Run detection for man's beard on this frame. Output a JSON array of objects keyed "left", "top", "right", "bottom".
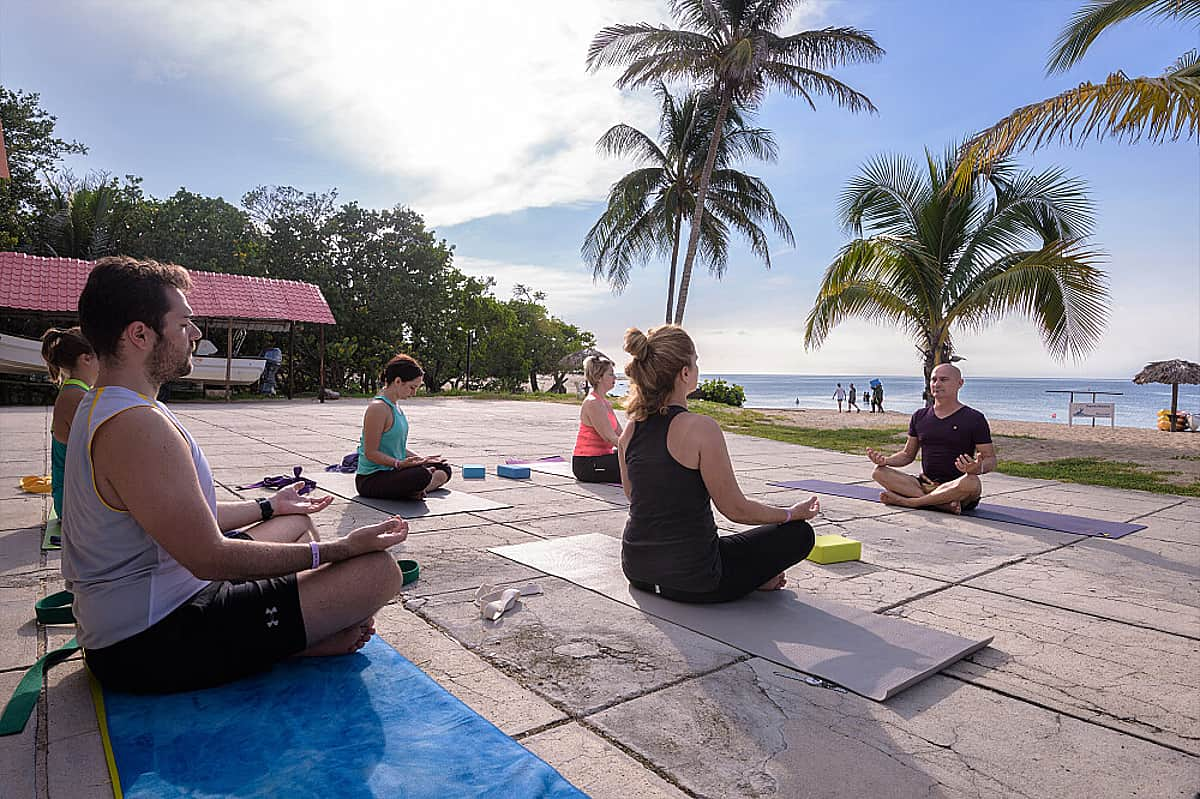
[{"left": 147, "top": 335, "right": 193, "bottom": 384}]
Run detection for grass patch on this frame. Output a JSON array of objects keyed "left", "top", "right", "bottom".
[
  {"left": 994, "top": 432, "right": 1045, "bottom": 441},
  {"left": 998, "top": 458, "right": 1200, "bottom": 497},
  {"left": 1171, "top": 454, "right": 1200, "bottom": 461},
  {"left": 688, "top": 401, "right": 907, "bottom": 455}
]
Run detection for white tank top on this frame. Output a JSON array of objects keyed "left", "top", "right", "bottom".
[{"left": 61, "top": 386, "right": 212, "bottom": 649}]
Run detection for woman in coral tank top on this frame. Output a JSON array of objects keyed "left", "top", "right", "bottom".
[{"left": 572, "top": 355, "right": 623, "bottom": 482}]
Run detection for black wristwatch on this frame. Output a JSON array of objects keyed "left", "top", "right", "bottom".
[{"left": 256, "top": 497, "right": 274, "bottom": 522}]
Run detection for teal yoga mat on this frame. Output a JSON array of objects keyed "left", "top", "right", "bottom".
[{"left": 98, "top": 637, "right": 585, "bottom": 798}]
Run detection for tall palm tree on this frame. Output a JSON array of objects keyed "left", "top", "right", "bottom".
[
  {"left": 953, "top": 0, "right": 1200, "bottom": 191},
  {"left": 587, "top": 0, "right": 883, "bottom": 323},
  {"left": 583, "top": 84, "right": 792, "bottom": 322},
  {"left": 805, "top": 144, "right": 1110, "bottom": 389}
]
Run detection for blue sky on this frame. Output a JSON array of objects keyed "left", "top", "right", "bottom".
[{"left": 3, "top": 0, "right": 1196, "bottom": 377}]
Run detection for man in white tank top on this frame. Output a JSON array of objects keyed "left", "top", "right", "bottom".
[{"left": 64, "top": 256, "right": 407, "bottom": 693}]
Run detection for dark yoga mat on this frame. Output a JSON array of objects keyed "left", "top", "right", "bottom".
[
  {"left": 95, "top": 637, "right": 586, "bottom": 798},
  {"left": 491, "top": 534, "right": 992, "bottom": 702},
  {"left": 314, "top": 471, "right": 511, "bottom": 518},
  {"left": 508, "top": 456, "right": 622, "bottom": 487},
  {"left": 769, "top": 479, "right": 1146, "bottom": 539}
]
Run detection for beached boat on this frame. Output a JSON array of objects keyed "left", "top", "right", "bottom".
[{"left": 0, "top": 333, "right": 267, "bottom": 385}]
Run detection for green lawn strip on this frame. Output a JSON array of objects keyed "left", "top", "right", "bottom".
[
  {"left": 687, "top": 401, "right": 907, "bottom": 454},
  {"left": 997, "top": 458, "right": 1200, "bottom": 497}
]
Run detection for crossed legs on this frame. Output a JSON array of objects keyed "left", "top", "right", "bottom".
[{"left": 872, "top": 465, "right": 981, "bottom": 514}]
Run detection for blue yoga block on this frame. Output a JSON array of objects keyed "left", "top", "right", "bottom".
[
  {"left": 497, "top": 464, "right": 530, "bottom": 479},
  {"left": 462, "top": 465, "right": 486, "bottom": 479}
]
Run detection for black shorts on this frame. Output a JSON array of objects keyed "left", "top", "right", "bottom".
[{"left": 84, "top": 576, "right": 307, "bottom": 694}]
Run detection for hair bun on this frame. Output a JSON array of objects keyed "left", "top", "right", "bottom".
[{"left": 623, "top": 328, "right": 649, "bottom": 361}]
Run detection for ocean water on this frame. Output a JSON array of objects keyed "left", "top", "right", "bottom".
[{"left": 613, "top": 374, "right": 1200, "bottom": 430}]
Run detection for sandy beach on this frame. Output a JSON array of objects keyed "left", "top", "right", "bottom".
[{"left": 755, "top": 407, "right": 1200, "bottom": 486}]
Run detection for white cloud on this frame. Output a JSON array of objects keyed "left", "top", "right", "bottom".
[
  {"left": 91, "top": 0, "right": 832, "bottom": 226},
  {"left": 453, "top": 256, "right": 616, "bottom": 316}
]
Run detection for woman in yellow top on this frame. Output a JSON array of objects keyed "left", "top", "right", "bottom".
[{"left": 41, "top": 326, "right": 99, "bottom": 519}]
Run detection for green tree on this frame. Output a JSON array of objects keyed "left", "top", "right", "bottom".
[
  {"left": 953, "top": 0, "right": 1200, "bottom": 191},
  {"left": 35, "top": 173, "right": 143, "bottom": 259},
  {"left": 587, "top": 0, "right": 882, "bottom": 323},
  {"left": 123, "top": 188, "right": 263, "bottom": 275},
  {"left": 804, "top": 145, "right": 1110, "bottom": 389},
  {"left": 583, "top": 83, "right": 792, "bottom": 322},
  {"left": 0, "top": 86, "right": 87, "bottom": 249}
]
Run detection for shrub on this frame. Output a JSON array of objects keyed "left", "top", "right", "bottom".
[{"left": 696, "top": 378, "right": 745, "bottom": 407}]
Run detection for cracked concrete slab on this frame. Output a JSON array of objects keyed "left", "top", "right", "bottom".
[
  {"left": 891, "top": 586, "right": 1200, "bottom": 754},
  {"left": 590, "top": 658, "right": 1200, "bottom": 799},
  {"left": 0, "top": 497, "right": 47, "bottom": 532},
  {"left": 512, "top": 508, "right": 631, "bottom": 539},
  {"left": 987, "top": 483, "right": 1181, "bottom": 520},
  {"left": 0, "top": 526, "right": 44, "bottom": 577},
  {"left": 965, "top": 534, "right": 1200, "bottom": 638},
  {"left": 785, "top": 558, "right": 950, "bottom": 612},
  {"left": 843, "top": 511, "right": 1080, "bottom": 583},
  {"left": 417, "top": 577, "right": 743, "bottom": 715},
  {"left": 393, "top": 524, "right": 547, "bottom": 598},
  {"left": 522, "top": 722, "right": 691, "bottom": 799},
  {"left": 372, "top": 602, "right": 566, "bottom": 736},
  {"left": 0, "top": 583, "right": 40, "bottom": 670}
]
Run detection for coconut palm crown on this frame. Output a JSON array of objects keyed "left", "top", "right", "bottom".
[
  {"left": 587, "top": 0, "right": 883, "bottom": 323},
  {"left": 805, "top": 144, "right": 1111, "bottom": 387},
  {"left": 583, "top": 83, "right": 793, "bottom": 322},
  {"left": 953, "top": 0, "right": 1200, "bottom": 191}
]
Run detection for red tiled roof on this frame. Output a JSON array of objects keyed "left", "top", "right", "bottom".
[{"left": 0, "top": 252, "right": 336, "bottom": 325}]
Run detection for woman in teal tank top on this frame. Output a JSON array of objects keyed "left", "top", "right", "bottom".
[
  {"left": 356, "top": 353, "right": 452, "bottom": 499},
  {"left": 41, "top": 327, "right": 99, "bottom": 519}
]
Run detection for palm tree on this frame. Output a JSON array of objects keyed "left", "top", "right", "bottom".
[
  {"left": 587, "top": 0, "right": 883, "bottom": 323},
  {"left": 805, "top": 144, "right": 1110, "bottom": 389},
  {"left": 37, "top": 176, "right": 135, "bottom": 259},
  {"left": 583, "top": 84, "right": 793, "bottom": 322},
  {"left": 953, "top": 0, "right": 1200, "bottom": 191}
]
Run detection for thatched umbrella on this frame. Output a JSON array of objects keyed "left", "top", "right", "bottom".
[
  {"left": 1133, "top": 359, "right": 1200, "bottom": 432},
  {"left": 557, "top": 347, "right": 608, "bottom": 373}
]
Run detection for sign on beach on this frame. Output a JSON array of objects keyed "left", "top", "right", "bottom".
[{"left": 1070, "top": 402, "right": 1115, "bottom": 427}]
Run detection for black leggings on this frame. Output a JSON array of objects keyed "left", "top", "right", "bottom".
[
  {"left": 356, "top": 463, "right": 452, "bottom": 499},
  {"left": 630, "top": 520, "right": 815, "bottom": 603},
  {"left": 572, "top": 453, "right": 619, "bottom": 483}
]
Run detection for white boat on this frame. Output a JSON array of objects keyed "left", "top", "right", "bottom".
[{"left": 0, "top": 333, "right": 267, "bottom": 385}]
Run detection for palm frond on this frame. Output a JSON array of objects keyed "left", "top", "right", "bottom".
[
  {"left": 757, "top": 62, "right": 878, "bottom": 113},
  {"left": 765, "top": 27, "right": 886, "bottom": 71},
  {"left": 948, "top": 241, "right": 1110, "bottom": 360},
  {"left": 596, "top": 124, "right": 668, "bottom": 165},
  {"left": 1048, "top": 0, "right": 1200, "bottom": 74},
  {"left": 953, "top": 70, "right": 1200, "bottom": 192}
]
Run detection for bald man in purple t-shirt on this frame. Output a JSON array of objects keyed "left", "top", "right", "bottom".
[{"left": 866, "top": 364, "right": 997, "bottom": 514}]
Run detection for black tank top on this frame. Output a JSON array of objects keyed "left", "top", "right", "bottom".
[{"left": 621, "top": 406, "right": 721, "bottom": 592}]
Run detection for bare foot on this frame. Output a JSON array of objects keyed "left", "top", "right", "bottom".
[
  {"left": 298, "top": 617, "right": 376, "bottom": 657},
  {"left": 935, "top": 500, "right": 963, "bottom": 515},
  {"left": 880, "top": 491, "right": 915, "bottom": 507},
  {"left": 757, "top": 573, "right": 787, "bottom": 591}
]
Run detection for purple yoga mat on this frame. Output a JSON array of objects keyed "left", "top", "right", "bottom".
[
  {"left": 769, "top": 479, "right": 1145, "bottom": 539},
  {"left": 505, "top": 456, "right": 567, "bottom": 464}
]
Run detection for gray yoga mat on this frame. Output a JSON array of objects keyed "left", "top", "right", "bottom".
[
  {"left": 770, "top": 479, "right": 1145, "bottom": 539},
  {"left": 490, "top": 533, "right": 992, "bottom": 701},
  {"left": 317, "top": 471, "right": 511, "bottom": 518}
]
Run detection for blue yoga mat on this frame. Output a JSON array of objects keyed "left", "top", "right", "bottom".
[
  {"left": 770, "top": 479, "right": 1145, "bottom": 539},
  {"left": 99, "top": 637, "right": 586, "bottom": 798}
]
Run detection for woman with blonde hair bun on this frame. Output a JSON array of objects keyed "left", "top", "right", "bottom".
[
  {"left": 571, "top": 354, "right": 622, "bottom": 482},
  {"left": 617, "top": 325, "right": 819, "bottom": 602}
]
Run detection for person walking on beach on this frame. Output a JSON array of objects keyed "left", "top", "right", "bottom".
[
  {"left": 872, "top": 382, "right": 884, "bottom": 413},
  {"left": 832, "top": 383, "right": 846, "bottom": 412},
  {"left": 865, "top": 364, "right": 995, "bottom": 514},
  {"left": 847, "top": 383, "right": 860, "bottom": 413}
]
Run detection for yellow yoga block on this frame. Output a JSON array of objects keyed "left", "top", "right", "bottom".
[{"left": 807, "top": 534, "right": 862, "bottom": 564}]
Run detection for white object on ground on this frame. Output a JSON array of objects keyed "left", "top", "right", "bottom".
[{"left": 474, "top": 583, "right": 543, "bottom": 621}]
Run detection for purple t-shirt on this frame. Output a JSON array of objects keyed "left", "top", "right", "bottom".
[{"left": 908, "top": 405, "right": 992, "bottom": 483}]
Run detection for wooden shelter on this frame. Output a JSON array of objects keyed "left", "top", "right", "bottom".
[
  {"left": 0, "top": 252, "right": 337, "bottom": 401},
  {"left": 1133, "top": 359, "right": 1200, "bottom": 432}
]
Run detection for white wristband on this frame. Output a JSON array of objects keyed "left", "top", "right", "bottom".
[
  {"left": 784, "top": 508, "right": 793, "bottom": 524},
  {"left": 310, "top": 541, "right": 320, "bottom": 570}
]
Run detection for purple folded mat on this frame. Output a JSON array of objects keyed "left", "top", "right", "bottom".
[
  {"left": 505, "top": 456, "right": 566, "bottom": 464},
  {"left": 769, "top": 479, "right": 1145, "bottom": 539}
]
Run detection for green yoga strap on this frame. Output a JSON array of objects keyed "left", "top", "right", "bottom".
[{"left": 0, "top": 593, "right": 79, "bottom": 737}]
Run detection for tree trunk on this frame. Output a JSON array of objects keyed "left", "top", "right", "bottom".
[
  {"left": 529, "top": 371, "right": 539, "bottom": 394},
  {"left": 664, "top": 213, "right": 682, "bottom": 323},
  {"left": 673, "top": 84, "right": 734, "bottom": 325}
]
